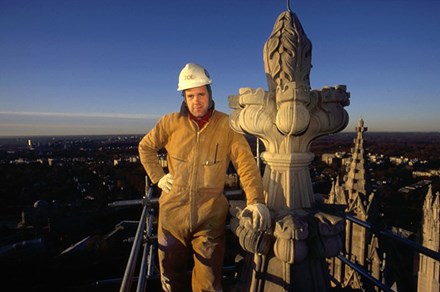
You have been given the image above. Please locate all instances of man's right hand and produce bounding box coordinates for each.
[158,173,174,193]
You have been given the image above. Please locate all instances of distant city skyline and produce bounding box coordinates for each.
[1,0,440,136]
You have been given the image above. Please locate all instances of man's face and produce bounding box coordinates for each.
[184,86,210,118]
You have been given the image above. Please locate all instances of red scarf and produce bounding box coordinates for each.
[189,109,213,130]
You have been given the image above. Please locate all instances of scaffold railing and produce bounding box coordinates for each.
[110,187,440,292]
[331,214,440,291]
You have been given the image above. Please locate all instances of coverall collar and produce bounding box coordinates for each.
[189,108,214,130]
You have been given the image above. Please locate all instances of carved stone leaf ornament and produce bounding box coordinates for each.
[264,12,312,93]
[264,12,313,138]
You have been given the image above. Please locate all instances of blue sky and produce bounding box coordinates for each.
[1,0,439,136]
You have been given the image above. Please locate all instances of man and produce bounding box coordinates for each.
[139,63,270,291]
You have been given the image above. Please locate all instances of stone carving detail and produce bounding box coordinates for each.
[229,11,350,210]
[273,213,309,264]
[228,8,349,292]
[314,212,345,258]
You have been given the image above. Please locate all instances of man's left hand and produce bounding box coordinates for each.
[240,203,271,231]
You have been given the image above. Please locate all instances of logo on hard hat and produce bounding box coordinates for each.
[177,63,212,91]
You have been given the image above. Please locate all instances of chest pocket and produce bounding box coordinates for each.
[201,162,226,188]
[199,144,228,188]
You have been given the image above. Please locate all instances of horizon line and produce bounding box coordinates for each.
[0,111,161,120]
[1,130,439,139]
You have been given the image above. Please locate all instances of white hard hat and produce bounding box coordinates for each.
[177,63,212,91]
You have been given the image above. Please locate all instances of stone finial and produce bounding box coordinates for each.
[229,10,349,210]
[228,8,349,291]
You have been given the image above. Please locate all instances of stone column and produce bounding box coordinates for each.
[229,9,349,292]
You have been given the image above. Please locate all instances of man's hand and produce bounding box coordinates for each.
[240,203,271,231]
[158,173,174,193]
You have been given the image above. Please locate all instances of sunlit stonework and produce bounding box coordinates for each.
[228,9,349,292]
[229,11,349,211]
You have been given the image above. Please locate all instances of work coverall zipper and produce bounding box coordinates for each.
[189,130,200,232]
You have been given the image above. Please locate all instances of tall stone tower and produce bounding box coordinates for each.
[417,185,440,292]
[327,118,382,290]
[344,117,372,209]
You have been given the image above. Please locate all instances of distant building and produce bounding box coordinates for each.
[413,169,440,178]
[225,173,239,188]
[398,179,431,194]
[28,139,34,150]
[129,156,138,163]
[321,152,350,166]
[154,154,166,169]
[389,155,420,167]
[322,153,336,165]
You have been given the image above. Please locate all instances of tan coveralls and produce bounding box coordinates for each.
[139,110,264,291]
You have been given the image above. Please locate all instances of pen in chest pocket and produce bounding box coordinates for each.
[214,143,218,164]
